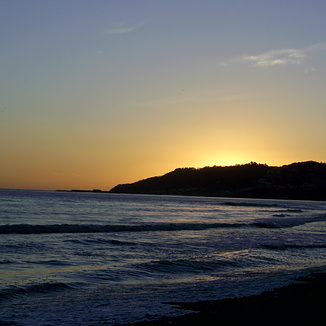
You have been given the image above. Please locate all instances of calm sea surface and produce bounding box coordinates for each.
[1,189,326,325]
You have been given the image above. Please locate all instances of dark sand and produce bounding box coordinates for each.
[120,273,326,326]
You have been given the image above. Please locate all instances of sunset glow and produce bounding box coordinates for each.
[1,0,326,190]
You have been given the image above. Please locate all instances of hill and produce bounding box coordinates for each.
[109,161,326,200]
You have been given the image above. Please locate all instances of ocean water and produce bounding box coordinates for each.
[0,189,326,325]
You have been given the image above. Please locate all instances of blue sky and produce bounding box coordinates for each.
[1,0,326,190]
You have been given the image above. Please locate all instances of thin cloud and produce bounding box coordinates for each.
[242,48,305,67]
[105,21,145,35]
[226,43,326,68]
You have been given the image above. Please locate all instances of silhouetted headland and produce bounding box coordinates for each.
[109,161,326,201]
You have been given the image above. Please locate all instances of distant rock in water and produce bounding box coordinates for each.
[109,161,326,201]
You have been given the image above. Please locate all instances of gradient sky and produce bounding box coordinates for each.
[1,0,326,190]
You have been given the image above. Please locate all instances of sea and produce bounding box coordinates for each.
[1,189,326,326]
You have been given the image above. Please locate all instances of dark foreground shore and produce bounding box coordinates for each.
[120,272,326,326]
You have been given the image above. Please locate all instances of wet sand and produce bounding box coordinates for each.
[121,272,326,326]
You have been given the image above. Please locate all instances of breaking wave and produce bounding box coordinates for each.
[1,214,325,235]
[0,223,245,234]
[253,214,326,229]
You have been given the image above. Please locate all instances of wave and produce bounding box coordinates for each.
[286,208,304,213]
[1,214,325,234]
[253,215,326,229]
[0,223,246,234]
[135,259,238,275]
[0,282,73,301]
[29,259,72,266]
[260,243,326,251]
[64,238,136,246]
[223,202,280,208]
[272,209,304,217]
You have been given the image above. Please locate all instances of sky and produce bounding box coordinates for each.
[1,0,326,190]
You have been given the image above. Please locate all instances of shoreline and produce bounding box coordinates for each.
[120,272,326,326]
[56,189,326,202]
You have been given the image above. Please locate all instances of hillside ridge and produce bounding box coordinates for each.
[109,161,326,200]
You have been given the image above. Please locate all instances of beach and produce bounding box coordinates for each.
[122,272,326,326]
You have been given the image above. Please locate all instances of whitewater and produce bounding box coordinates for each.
[1,189,326,325]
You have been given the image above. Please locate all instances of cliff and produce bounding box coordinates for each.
[109,161,326,201]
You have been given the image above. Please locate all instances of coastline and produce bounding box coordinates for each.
[120,272,326,326]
